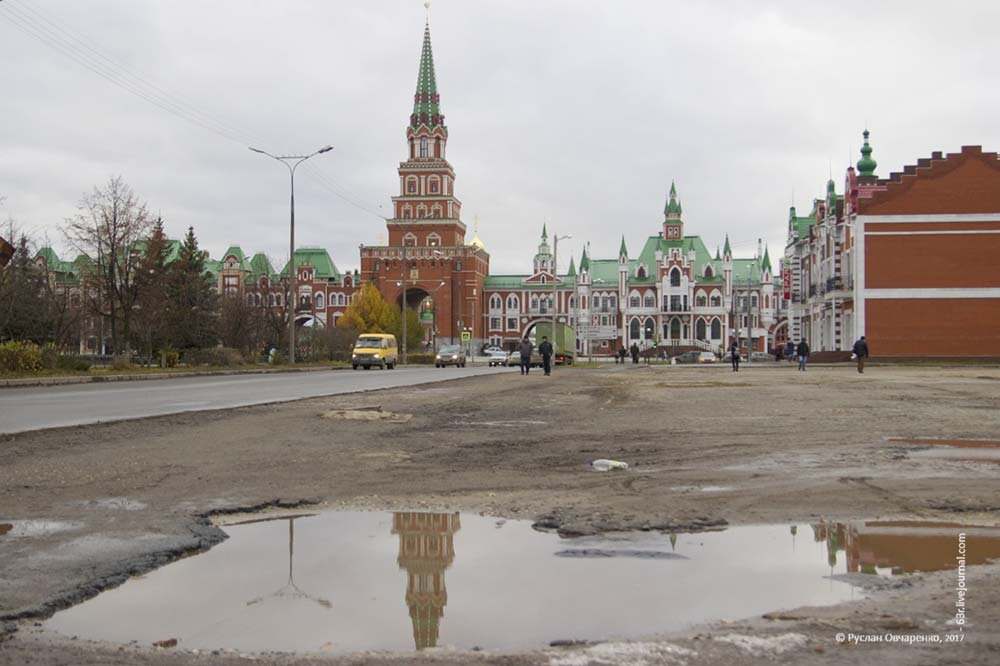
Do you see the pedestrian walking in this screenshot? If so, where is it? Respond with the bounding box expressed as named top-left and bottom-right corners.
top-left (538, 336), bottom-right (554, 375)
top-left (730, 341), bottom-right (740, 372)
top-left (852, 335), bottom-right (869, 374)
top-left (796, 339), bottom-right (810, 371)
top-left (630, 342), bottom-right (640, 364)
top-left (618, 345), bottom-right (627, 365)
top-left (785, 340), bottom-right (795, 363)
top-left (775, 345), bottom-right (783, 363)
top-left (518, 337), bottom-right (533, 375)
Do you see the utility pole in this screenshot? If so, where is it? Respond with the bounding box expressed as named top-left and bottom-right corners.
top-left (552, 232), bottom-right (572, 360)
top-left (249, 145), bottom-right (332, 364)
top-left (401, 243), bottom-right (408, 365)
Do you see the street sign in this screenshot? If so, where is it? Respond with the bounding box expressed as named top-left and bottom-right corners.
top-left (579, 325), bottom-right (617, 340)
top-left (461, 330), bottom-right (471, 342)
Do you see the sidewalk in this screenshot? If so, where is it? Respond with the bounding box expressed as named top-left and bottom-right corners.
top-left (0, 364), bottom-right (349, 389)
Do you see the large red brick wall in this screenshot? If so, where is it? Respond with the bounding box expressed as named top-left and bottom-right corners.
top-left (865, 230), bottom-right (1000, 289)
top-left (866, 298), bottom-right (1000, 357)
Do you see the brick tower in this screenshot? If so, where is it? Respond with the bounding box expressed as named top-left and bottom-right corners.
top-left (360, 14), bottom-right (488, 348)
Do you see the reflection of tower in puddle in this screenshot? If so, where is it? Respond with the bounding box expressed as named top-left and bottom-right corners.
top-left (391, 512), bottom-right (461, 650)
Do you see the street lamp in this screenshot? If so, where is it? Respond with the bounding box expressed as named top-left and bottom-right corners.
top-left (551, 233), bottom-right (572, 359)
top-left (249, 144), bottom-right (333, 364)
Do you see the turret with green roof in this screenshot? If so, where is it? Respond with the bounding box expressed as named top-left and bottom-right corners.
top-left (409, 19), bottom-right (445, 134)
top-left (618, 235), bottom-right (628, 258)
top-left (665, 181), bottom-right (682, 218)
top-left (856, 129), bottom-right (878, 182)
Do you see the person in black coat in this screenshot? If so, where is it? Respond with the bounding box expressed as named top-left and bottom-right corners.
top-left (630, 342), bottom-right (640, 364)
top-left (618, 345), bottom-right (627, 365)
top-left (730, 341), bottom-right (740, 372)
top-left (852, 336), bottom-right (869, 374)
top-left (518, 337), bottom-right (533, 375)
top-left (796, 339), bottom-right (810, 371)
top-left (538, 336), bottom-right (554, 376)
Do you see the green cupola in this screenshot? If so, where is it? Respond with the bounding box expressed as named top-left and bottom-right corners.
top-left (664, 181), bottom-right (682, 218)
top-left (856, 129), bottom-right (877, 179)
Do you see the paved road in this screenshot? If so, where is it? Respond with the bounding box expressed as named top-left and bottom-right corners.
top-left (0, 366), bottom-right (511, 434)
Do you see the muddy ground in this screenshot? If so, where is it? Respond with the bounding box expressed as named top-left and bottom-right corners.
top-left (1, 364), bottom-right (999, 665)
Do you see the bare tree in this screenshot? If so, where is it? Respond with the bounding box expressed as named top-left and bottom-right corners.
top-left (64, 177), bottom-right (151, 356)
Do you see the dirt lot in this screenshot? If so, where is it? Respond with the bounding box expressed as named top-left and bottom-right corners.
top-left (2, 364), bottom-right (999, 665)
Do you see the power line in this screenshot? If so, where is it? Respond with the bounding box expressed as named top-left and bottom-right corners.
top-left (0, 0), bottom-right (385, 219)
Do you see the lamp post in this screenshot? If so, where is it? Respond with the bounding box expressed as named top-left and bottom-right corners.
top-left (551, 233), bottom-right (572, 358)
top-left (249, 145), bottom-right (333, 364)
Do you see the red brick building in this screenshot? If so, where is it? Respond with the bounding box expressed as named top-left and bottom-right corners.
top-left (359, 19), bottom-right (488, 347)
top-left (854, 145), bottom-right (1000, 357)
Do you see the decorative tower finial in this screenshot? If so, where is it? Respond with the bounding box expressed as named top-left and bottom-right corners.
top-left (856, 128), bottom-right (878, 180)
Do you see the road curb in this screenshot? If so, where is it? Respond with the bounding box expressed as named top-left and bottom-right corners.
top-left (0, 365), bottom-right (349, 389)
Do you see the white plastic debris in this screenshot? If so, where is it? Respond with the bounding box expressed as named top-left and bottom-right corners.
top-left (591, 459), bottom-right (629, 471)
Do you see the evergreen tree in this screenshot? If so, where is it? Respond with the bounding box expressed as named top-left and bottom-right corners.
top-left (165, 226), bottom-right (217, 349)
top-left (132, 217), bottom-right (170, 360)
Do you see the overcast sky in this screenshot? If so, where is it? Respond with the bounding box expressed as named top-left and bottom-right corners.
top-left (2, 0), bottom-right (999, 274)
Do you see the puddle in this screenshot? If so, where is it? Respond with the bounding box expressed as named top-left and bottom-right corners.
top-left (888, 438), bottom-right (1000, 463)
top-left (45, 512), bottom-right (865, 654)
top-left (812, 519), bottom-right (1000, 574)
top-left (0, 519), bottom-right (82, 538)
top-left (670, 485), bottom-right (733, 493)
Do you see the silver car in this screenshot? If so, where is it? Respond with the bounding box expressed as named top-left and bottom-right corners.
top-left (435, 345), bottom-right (467, 368)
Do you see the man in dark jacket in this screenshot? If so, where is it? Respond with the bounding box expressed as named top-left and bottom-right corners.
top-left (538, 336), bottom-right (554, 376)
top-left (796, 339), bottom-right (810, 371)
top-left (518, 337), bottom-right (533, 375)
top-left (630, 342), bottom-right (640, 364)
top-left (618, 345), bottom-right (627, 365)
top-left (730, 341), bottom-right (740, 372)
top-left (852, 336), bottom-right (869, 374)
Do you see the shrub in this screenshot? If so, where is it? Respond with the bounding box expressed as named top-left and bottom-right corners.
top-left (39, 343), bottom-right (60, 370)
top-left (56, 355), bottom-right (92, 372)
top-left (161, 345), bottom-right (180, 368)
top-left (270, 350), bottom-right (287, 365)
top-left (183, 347), bottom-right (244, 367)
top-left (406, 353), bottom-right (436, 365)
top-left (0, 340), bottom-right (43, 374)
top-left (111, 354), bottom-right (132, 371)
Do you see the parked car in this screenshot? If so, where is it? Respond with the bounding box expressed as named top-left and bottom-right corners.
top-left (749, 352), bottom-right (772, 362)
top-left (697, 351), bottom-right (717, 363)
top-left (485, 349), bottom-right (509, 367)
top-left (435, 345), bottom-right (467, 368)
top-left (674, 351), bottom-right (701, 364)
top-left (483, 345), bottom-right (504, 355)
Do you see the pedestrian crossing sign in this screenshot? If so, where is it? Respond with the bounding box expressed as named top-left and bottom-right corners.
top-left (461, 330), bottom-right (471, 342)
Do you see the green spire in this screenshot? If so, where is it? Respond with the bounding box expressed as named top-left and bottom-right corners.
top-left (566, 257), bottom-right (576, 276)
top-left (715, 246), bottom-right (721, 261)
top-left (542, 223), bottom-right (548, 240)
top-left (665, 180), bottom-right (682, 216)
top-left (619, 235), bottom-right (628, 258)
top-left (579, 246), bottom-right (590, 272)
top-left (409, 20), bottom-right (445, 131)
top-left (856, 129), bottom-right (877, 177)
top-left (827, 178), bottom-right (836, 196)
top-left (761, 246), bottom-right (772, 273)
top-left (723, 234), bottom-right (731, 257)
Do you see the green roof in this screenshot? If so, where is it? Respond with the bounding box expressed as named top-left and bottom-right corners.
top-left (731, 259), bottom-right (764, 286)
top-left (279, 247), bottom-right (341, 280)
top-left (409, 21), bottom-right (445, 133)
top-left (856, 128), bottom-right (877, 177)
top-left (222, 246), bottom-right (250, 271)
top-left (483, 273), bottom-right (577, 289)
top-left (788, 204), bottom-right (818, 243)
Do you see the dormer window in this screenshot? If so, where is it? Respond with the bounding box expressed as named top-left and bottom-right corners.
top-left (636, 265), bottom-right (647, 279)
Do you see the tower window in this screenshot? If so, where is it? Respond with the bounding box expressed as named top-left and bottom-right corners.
top-left (419, 137), bottom-right (429, 158)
